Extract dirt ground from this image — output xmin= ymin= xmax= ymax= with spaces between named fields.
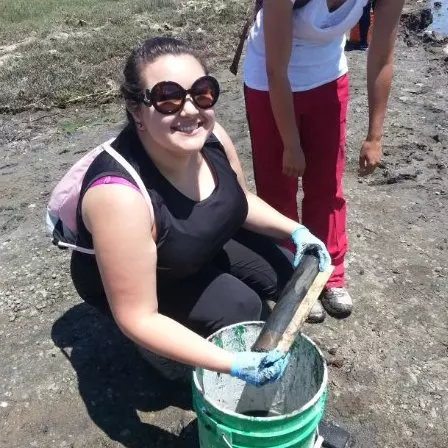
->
xmin=1 ymin=3 xmax=447 ymax=448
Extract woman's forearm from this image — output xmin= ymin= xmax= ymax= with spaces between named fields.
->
xmin=243 ymin=192 xmax=298 ymax=239
xmin=119 ymin=312 xmax=234 ymax=373
xmin=366 ymin=0 xmax=405 ymax=140
xmin=366 ymin=53 xmax=393 ymax=141
xmin=263 ymin=0 xmax=298 ymax=146
xmin=268 ymin=73 xmax=299 ymax=145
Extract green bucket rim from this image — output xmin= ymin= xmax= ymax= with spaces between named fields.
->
xmin=192 ymin=321 xmax=328 ymax=422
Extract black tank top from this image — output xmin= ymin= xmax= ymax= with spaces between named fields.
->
xmin=74 ymin=125 xmax=249 ymax=283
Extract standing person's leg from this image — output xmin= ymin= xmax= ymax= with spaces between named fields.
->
xmin=244 ymin=85 xmax=299 ymax=223
xmin=297 ymin=74 xmax=352 ymax=318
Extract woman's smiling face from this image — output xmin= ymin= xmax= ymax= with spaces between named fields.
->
xmin=136 ymin=53 xmax=216 ymax=157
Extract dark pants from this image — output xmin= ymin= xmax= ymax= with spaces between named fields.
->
xmin=359 ymin=0 xmax=376 ymax=45
xmin=71 ymin=229 xmax=294 ymax=337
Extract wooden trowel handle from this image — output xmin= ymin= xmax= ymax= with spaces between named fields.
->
xmin=252 ymin=254 xmax=334 ymax=353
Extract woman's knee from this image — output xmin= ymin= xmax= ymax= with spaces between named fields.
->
xmin=184 ymin=273 xmax=263 ymax=336
xmin=214 ymin=276 xmax=262 ymax=330
xmin=230 ymin=230 xmax=294 ymax=299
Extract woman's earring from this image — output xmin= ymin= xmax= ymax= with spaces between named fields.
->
xmin=136 ymin=122 xmax=144 ymax=130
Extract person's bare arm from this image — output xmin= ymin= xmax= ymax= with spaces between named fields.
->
xmin=359 ymin=0 xmax=406 ymax=175
xmin=82 ymin=184 xmax=233 ymax=372
xmin=214 ymin=123 xmax=298 ymax=240
xmin=263 ymin=0 xmax=305 ymax=177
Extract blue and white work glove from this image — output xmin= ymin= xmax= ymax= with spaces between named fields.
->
xmin=229 ymin=350 xmax=291 ymax=387
xmin=290 ymin=225 xmax=331 ymax=272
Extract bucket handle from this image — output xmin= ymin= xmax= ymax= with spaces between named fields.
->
xmin=198 ymin=406 xmax=234 ymax=447
xmin=314 ymin=428 xmax=324 ymax=448
xmin=220 ymin=428 xmax=323 ymax=448
xmin=221 ymin=434 xmax=233 ymax=448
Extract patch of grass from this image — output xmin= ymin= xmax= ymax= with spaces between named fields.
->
xmin=58 ymin=108 xmax=116 ymax=134
xmin=0 ymin=0 xmax=177 ymax=40
xmin=0 ymin=0 xmax=249 ymax=112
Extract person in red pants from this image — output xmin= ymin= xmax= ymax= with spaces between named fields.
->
xmin=242 ymin=0 xmax=405 ymax=322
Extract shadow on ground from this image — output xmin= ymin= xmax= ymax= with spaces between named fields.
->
xmin=51 ymin=304 xmax=198 ymax=448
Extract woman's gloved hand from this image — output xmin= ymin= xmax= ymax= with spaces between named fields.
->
xmin=290 ymin=225 xmax=331 ymax=272
xmin=229 ymin=350 xmax=290 ymax=387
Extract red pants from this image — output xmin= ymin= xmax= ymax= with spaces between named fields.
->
xmin=244 ymin=75 xmax=349 ymax=288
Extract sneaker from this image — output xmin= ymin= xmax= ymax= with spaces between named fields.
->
xmin=321 ymin=287 xmax=353 ymax=319
xmin=306 ymin=300 xmax=326 ymax=324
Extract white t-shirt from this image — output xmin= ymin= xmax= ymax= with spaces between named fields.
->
xmin=243 ymin=0 xmax=369 ymax=92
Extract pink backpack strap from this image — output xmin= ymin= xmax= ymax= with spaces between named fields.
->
xmin=90 ymin=176 xmax=141 ymax=192
xmin=103 ymin=142 xmax=155 ymax=224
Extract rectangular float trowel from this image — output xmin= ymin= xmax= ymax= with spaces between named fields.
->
xmin=251 ymin=253 xmax=355 ymax=448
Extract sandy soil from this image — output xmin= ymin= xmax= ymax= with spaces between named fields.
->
xmin=1 ymin=4 xmax=447 ymax=448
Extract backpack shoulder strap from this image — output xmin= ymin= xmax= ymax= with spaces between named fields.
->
xmin=102 ymin=141 xmax=155 ymax=225
xmin=47 ymin=138 xmax=155 ymax=254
